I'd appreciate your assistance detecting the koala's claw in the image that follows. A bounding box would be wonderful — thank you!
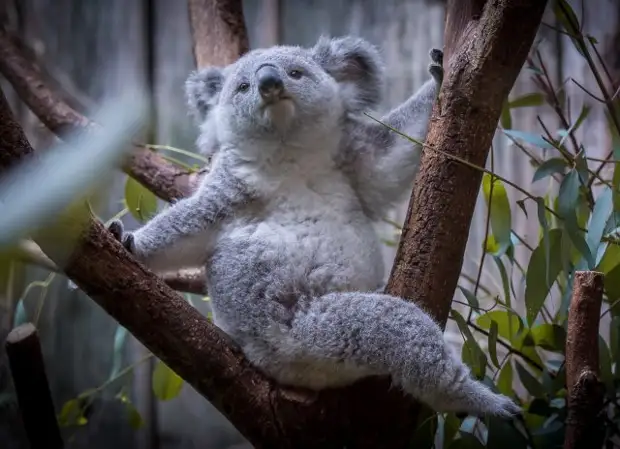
[107,219,136,253]
[108,219,124,241]
[429,48,443,65]
[428,48,444,85]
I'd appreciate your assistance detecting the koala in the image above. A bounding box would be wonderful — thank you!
[109,36,520,419]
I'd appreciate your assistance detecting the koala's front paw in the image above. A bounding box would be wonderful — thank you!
[428,48,444,85]
[107,219,136,254]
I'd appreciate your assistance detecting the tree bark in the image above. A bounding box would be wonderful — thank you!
[188,0,249,69]
[386,0,549,328]
[563,271,605,449]
[5,323,64,449]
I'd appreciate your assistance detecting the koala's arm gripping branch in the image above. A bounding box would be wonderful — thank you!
[0,28,196,203]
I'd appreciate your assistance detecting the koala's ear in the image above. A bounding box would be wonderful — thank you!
[311,35,385,113]
[185,67,226,123]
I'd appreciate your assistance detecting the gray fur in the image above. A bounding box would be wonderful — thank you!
[111,36,520,419]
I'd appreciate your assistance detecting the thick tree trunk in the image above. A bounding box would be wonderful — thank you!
[386,0,549,328]
[0,0,548,447]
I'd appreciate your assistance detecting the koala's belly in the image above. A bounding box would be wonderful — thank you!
[214,213,385,294]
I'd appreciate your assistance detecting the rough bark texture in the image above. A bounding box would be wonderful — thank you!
[188,0,250,69]
[5,323,64,449]
[386,0,549,328]
[0,27,197,203]
[564,271,605,449]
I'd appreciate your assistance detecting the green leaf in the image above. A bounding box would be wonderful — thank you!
[604,262,620,302]
[530,324,566,354]
[611,316,620,377]
[599,335,614,392]
[13,299,27,327]
[535,198,550,282]
[554,0,584,55]
[116,392,144,429]
[532,158,567,182]
[58,398,88,427]
[461,337,487,380]
[515,361,545,398]
[560,105,591,147]
[598,244,620,274]
[503,129,554,149]
[525,229,563,325]
[493,256,511,307]
[411,407,438,448]
[482,174,512,255]
[586,187,613,258]
[496,360,514,397]
[152,360,184,401]
[477,310,524,342]
[109,326,128,380]
[443,413,462,445]
[508,92,545,109]
[500,100,512,129]
[558,170,594,268]
[488,321,500,369]
[447,433,485,449]
[610,122,620,211]
[486,415,529,449]
[125,177,158,223]
[458,287,480,311]
[453,310,487,379]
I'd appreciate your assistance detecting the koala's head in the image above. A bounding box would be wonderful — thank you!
[185,36,385,158]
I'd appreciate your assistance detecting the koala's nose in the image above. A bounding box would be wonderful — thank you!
[257,65,283,98]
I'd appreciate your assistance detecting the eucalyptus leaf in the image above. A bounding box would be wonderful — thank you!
[496,360,514,397]
[504,130,554,149]
[525,229,563,325]
[586,186,613,258]
[458,287,480,311]
[515,361,545,398]
[125,176,159,223]
[482,174,512,255]
[488,321,500,369]
[532,158,567,183]
[152,359,184,401]
[558,170,594,268]
[508,92,545,109]
[500,100,512,130]
[530,324,566,354]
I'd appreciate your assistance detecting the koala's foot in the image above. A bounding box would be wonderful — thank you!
[428,48,444,85]
[107,219,136,253]
[416,363,521,419]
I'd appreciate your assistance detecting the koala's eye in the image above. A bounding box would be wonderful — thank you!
[288,69,303,79]
[237,82,250,92]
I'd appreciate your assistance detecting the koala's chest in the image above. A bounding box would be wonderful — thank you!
[222,174,380,259]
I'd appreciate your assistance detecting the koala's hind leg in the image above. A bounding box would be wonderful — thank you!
[286,292,521,419]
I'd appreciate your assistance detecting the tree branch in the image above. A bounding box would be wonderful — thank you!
[386,0,549,327]
[564,271,606,449]
[0,28,197,203]
[12,239,207,295]
[187,0,249,69]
